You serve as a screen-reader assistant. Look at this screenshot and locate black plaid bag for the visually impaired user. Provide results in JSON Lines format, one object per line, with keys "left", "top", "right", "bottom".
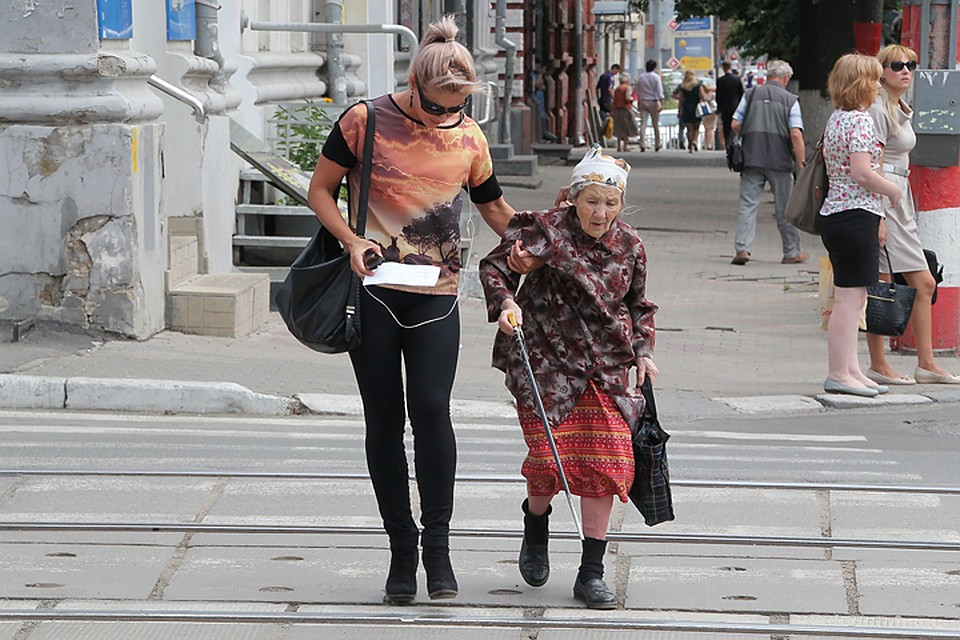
{"left": 628, "top": 378, "right": 675, "bottom": 526}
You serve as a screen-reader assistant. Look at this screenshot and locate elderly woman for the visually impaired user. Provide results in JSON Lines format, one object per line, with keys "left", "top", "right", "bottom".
{"left": 611, "top": 72, "right": 639, "bottom": 152}
{"left": 819, "top": 54, "right": 903, "bottom": 397}
{"left": 480, "top": 147, "right": 658, "bottom": 609}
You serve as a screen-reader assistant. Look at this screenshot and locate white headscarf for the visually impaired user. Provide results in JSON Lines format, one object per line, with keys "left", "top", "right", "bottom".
{"left": 569, "top": 145, "right": 631, "bottom": 194}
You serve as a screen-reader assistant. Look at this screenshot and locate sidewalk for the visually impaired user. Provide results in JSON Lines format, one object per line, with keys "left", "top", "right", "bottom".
{"left": 3, "top": 148, "right": 959, "bottom": 416}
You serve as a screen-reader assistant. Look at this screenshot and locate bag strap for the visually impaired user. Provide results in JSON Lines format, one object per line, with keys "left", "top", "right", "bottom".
{"left": 640, "top": 377, "right": 659, "bottom": 421}
{"left": 355, "top": 99, "right": 376, "bottom": 236}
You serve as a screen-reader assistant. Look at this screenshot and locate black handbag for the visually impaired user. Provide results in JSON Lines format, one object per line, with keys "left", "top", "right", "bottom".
{"left": 628, "top": 378, "right": 675, "bottom": 527}
{"left": 894, "top": 249, "right": 943, "bottom": 305}
{"left": 275, "top": 100, "right": 375, "bottom": 353}
{"left": 726, "top": 135, "right": 744, "bottom": 172}
{"left": 864, "top": 247, "right": 917, "bottom": 337}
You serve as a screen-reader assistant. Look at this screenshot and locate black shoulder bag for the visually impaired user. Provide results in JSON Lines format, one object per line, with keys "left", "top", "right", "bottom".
{"left": 275, "top": 100, "right": 375, "bottom": 353}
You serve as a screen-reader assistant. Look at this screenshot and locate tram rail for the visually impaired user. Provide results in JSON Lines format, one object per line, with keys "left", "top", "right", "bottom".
{"left": 0, "top": 608, "right": 957, "bottom": 638}
{"left": 2, "top": 469, "right": 959, "bottom": 637}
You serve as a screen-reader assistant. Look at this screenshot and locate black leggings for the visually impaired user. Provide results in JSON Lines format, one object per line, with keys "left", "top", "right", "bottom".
{"left": 349, "top": 286, "right": 460, "bottom": 550}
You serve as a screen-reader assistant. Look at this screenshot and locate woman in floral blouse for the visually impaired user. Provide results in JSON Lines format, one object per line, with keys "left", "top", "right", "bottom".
{"left": 480, "top": 147, "right": 658, "bottom": 609}
{"left": 818, "top": 54, "right": 903, "bottom": 397}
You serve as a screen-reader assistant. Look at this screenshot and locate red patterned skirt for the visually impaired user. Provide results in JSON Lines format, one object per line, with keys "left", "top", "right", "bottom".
{"left": 519, "top": 381, "right": 634, "bottom": 502}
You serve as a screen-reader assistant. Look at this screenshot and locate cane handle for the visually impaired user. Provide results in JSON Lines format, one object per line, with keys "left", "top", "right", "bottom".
{"left": 507, "top": 312, "right": 518, "bottom": 328}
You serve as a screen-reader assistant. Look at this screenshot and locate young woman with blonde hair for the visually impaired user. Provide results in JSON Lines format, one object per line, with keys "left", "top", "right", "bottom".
{"left": 308, "top": 16, "right": 522, "bottom": 605}
{"left": 818, "top": 53, "right": 903, "bottom": 397}
{"left": 864, "top": 44, "right": 960, "bottom": 385}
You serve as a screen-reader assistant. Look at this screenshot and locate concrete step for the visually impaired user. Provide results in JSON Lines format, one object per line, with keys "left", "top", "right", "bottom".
{"left": 494, "top": 154, "right": 539, "bottom": 177}
{"left": 488, "top": 144, "right": 514, "bottom": 160}
{"left": 531, "top": 143, "right": 574, "bottom": 166}
{"left": 167, "top": 273, "right": 271, "bottom": 338}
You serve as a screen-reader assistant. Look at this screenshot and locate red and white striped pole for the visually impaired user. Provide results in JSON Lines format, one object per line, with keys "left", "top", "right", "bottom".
{"left": 893, "top": 0, "right": 960, "bottom": 353}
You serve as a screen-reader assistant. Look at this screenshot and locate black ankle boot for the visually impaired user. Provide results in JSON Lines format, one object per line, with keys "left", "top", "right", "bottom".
{"left": 422, "top": 546, "right": 458, "bottom": 599}
{"left": 383, "top": 547, "right": 418, "bottom": 605}
{"left": 519, "top": 499, "right": 551, "bottom": 587}
{"left": 573, "top": 537, "right": 616, "bottom": 610}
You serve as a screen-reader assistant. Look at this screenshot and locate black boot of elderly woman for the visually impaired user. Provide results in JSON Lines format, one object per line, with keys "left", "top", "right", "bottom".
{"left": 519, "top": 499, "right": 551, "bottom": 586}
{"left": 573, "top": 537, "right": 616, "bottom": 609}
{"left": 383, "top": 547, "right": 418, "bottom": 605}
{"left": 422, "top": 546, "right": 458, "bottom": 599}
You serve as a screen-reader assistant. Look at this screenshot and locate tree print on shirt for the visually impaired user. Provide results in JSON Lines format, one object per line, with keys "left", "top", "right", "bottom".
{"left": 400, "top": 196, "right": 462, "bottom": 275}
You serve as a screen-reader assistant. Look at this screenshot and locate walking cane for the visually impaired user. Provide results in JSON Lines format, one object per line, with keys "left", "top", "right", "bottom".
{"left": 508, "top": 312, "right": 584, "bottom": 541}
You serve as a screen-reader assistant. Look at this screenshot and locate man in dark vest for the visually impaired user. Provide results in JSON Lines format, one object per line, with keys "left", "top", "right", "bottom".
{"left": 730, "top": 60, "right": 808, "bottom": 266}
{"left": 715, "top": 61, "right": 743, "bottom": 149}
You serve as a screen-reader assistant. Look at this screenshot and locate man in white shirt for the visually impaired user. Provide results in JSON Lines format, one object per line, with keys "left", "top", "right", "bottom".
{"left": 633, "top": 60, "right": 664, "bottom": 152}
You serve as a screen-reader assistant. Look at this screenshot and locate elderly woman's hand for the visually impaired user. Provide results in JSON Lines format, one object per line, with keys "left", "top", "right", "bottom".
{"left": 636, "top": 356, "right": 659, "bottom": 385}
{"left": 497, "top": 299, "right": 523, "bottom": 335}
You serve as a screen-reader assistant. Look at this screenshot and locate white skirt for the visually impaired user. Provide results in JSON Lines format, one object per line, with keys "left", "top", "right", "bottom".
{"left": 879, "top": 174, "right": 929, "bottom": 274}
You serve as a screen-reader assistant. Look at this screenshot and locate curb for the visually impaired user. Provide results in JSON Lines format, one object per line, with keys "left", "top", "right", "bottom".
{"left": 2, "top": 374, "right": 958, "bottom": 417}
{"left": 0, "top": 374, "right": 298, "bottom": 416}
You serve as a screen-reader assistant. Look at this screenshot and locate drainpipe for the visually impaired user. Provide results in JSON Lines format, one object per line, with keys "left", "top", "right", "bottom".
{"left": 195, "top": 0, "right": 226, "bottom": 93}
{"left": 495, "top": 0, "right": 515, "bottom": 145}
{"left": 323, "top": 0, "right": 347, "bottom": 105}
{"left": 573, "top": 0, "right": 584, "bottom": 145}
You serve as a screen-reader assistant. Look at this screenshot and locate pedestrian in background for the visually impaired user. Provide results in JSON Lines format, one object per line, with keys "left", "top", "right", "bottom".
{"left": 611, "top": 72, "right": 638, "bottom": 152}
{"left": 480, "top": 147, "right": 658, "bottom": 610}
{"left": 307, "top": 16, "right": 522, "bottom": 606}
{"left": 715, "top": 61, "right": 744, "bottom": 149}
{"left": 596, "top": 63, "right": 620, "bottom": 122}
{"left": 634, "top": 59, "right": 664, "bottom": 152}
{"left": 677, "top": 70, "right": 705, "bottom": 153}
{"left": 730, "top": 60, "right": 808, "bottom": 266}
{"left": 818, "top": 53, "right": 903, "bottom": 398}
{"left": 700, "top": 77, "right": 719, "bottom": 150}
{"left": 865, "top": 44, "right": 960, "bottom": 386}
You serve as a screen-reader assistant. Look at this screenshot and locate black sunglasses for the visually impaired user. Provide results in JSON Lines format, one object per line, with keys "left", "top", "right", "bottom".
{"left": 417, "top": 86, "right": 470, "bottom": 116}
{"left": 888, "top": 60, "right": 917, "bottom": 72}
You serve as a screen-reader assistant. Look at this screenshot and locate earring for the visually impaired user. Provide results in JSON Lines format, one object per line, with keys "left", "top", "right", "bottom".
{"left": 409, "top": 91, "right": 414, "bottom": 108}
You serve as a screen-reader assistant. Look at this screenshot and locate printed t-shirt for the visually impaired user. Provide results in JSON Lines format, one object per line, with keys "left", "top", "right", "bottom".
{"left": 322, "top": 94, "right": 502, "bottom": 295}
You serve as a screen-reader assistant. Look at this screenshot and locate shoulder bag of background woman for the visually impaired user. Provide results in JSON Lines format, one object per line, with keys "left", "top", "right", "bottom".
{"left": 785, "top": 136, "right": 827, "bottom": 235}
{"left": 275, "top": 100, "right": 375, "bottom": 354}
{"left": 864, "top": 247, "right": 917, "bottom": 337}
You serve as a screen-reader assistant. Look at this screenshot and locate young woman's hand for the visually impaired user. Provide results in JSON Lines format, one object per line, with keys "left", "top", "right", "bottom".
{"left": 507, "top": 240, "right": 545, "bottom": 274}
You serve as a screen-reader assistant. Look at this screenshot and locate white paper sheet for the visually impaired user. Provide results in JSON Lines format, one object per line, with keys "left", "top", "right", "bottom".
{"left": 363, "top": 262, "right": 441, "bottom": 287}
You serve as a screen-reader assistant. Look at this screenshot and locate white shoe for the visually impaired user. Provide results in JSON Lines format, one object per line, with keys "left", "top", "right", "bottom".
{"left": 914, "top": 367, "right": 960, "bottom": 384}
{"left": 866, "top": 369, "right": 916, "bottom": 385}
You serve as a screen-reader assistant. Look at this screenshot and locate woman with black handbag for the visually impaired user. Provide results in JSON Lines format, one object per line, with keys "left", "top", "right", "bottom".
{"left": 306, "top": 16, "right": 524, "bottom": 605}
{"left": 818, "top": 54, "right": 903, "bottom": 397}
{"left": 864, "top": 45, "right": 960, "bottom": 386}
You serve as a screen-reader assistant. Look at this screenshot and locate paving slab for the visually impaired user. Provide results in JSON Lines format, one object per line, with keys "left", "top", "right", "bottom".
{"left": 624, "top": 555, "right": 848, "bottom": 614}
{"left": 714, "top": 394, "right": 825, "bottom": 414}
{"left": 856, "top": 559, "right": 960, "bottom": 618}
{"left": 0, "top": 543, "right": 170, "bottom": 600}
{"left": 0, "top": 476, "right": 220, "bottom": 524}
{"left": 829, "top": 493, "right": 960, "bottom": 542}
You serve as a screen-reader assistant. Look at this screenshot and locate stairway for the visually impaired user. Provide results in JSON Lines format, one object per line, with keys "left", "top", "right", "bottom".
{"left": 166, "top": 218, "right": 271, "bottom": 338}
